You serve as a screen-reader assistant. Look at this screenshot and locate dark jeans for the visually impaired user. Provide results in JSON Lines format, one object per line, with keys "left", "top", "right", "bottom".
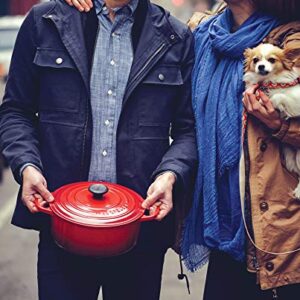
{"left": 204, "top": 251, "right": 300, "bottom": 300}
{"left": 38, "top": 230, "right": 166, "bottom": 300}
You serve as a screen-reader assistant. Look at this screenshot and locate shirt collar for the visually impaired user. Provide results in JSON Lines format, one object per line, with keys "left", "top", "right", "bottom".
{"left": 94, "top": 0, "right": 138, "bottom": 17}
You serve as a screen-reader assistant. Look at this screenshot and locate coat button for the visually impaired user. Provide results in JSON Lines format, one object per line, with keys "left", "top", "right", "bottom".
{"left": 260, "top": 142, "right": 267, "bottom": 152}
{"left": 266, "top": 262, "right": 274, "bottom": 271}
{"left": 260, "top": 202, "right": 269, "bottom": 211}
{"left": 170, "top": 34, "right": 175, "bottom": 40}
{"left": 56, "top": 57, "right": 63, "bottom": 65}
{"left": 158, "top": 74, "right": 165, "bottom": 81}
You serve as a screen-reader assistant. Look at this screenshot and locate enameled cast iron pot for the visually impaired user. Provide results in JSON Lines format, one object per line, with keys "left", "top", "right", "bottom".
{"left": 35, "top": 182, "right": 158, "bottom": 257}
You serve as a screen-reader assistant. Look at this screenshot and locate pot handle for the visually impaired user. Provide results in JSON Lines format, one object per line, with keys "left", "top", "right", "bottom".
{"left": 34, "top": 198, "right": 53, "bottom": 215}
{"left": 140, "top": 207, "right": 160, "bottom": 222}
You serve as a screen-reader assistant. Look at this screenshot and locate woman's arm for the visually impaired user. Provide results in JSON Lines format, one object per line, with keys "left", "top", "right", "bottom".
{"left": 64, "top": 0, "right": 93, "bottom": 12}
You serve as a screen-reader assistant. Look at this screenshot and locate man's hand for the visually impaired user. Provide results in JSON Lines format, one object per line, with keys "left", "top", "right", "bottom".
{"left": 22, "top": 166, "right": 54, "bottom": 213}
{"left": 142, "top": 172, "right": 176, "bottom": 221}
{"left": 243, "top": 85, "right": 282, "bottom": 131}
{"left": 65, "top": 0, "right": 93, "bottom": 12}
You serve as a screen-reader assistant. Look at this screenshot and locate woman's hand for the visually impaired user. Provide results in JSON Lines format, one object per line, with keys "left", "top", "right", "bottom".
{"left": 243, "top": 85, "right": 282, "bottom": 131}
{"left": 65, "top": 0, "right": 93, "bottom": 12}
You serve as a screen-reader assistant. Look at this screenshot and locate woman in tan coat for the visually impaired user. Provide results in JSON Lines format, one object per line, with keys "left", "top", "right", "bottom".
{"left": 183, "top": 0, "right": 300, "bottom": 299}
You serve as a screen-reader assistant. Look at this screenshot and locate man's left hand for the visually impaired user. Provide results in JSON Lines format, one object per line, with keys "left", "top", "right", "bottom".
{"left": 142, "top": 172, "right": 176, "bottom": 221}
{"left": 243, "top": 85, "right": 282, "bottom": 131}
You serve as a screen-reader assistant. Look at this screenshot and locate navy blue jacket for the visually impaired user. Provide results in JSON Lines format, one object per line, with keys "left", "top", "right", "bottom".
{"left": 0, "top": 0, "right": 197, "bottom": 251}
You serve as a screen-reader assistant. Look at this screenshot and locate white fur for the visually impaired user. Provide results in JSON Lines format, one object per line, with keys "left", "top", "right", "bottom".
{"left": 244, "top": 44, "right": 300, "bottom": 198}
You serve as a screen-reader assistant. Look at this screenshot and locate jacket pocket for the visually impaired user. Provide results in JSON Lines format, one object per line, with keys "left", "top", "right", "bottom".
{"left": 138, "top": 65, "right": 183, "bottom": 127}
{"left": 34, "top": 48, "right": 82, "bottom": 113}
{"left": 142, "top": 65, "right": 183, "bottom": 86}
{"left": 133, "top": 124, "right": 170, "bottom": 140}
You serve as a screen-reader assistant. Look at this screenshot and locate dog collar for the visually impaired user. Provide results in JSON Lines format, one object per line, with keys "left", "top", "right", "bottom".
{"left": 260, "top": 77, "right": 300, "bottom": 89}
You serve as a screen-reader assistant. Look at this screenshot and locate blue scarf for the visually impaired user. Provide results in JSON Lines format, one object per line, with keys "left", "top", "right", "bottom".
{"left": 182, "top": 9, "right": 280, "bottom": 271}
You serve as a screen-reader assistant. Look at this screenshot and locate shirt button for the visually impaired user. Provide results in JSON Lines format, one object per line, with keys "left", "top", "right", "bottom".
{"left": 108, "top": 90, "right": 113, "bottom": 96}
{"left": 112, "top": 32, "right": 116, "bottom": 37}
{"left": 110, "top": 60, "right": 116, "bottom": 66}
{"left": 158, "top": 74, "right": 165, "bottom": 81}
{"left": 265, "top": 262, "right": 274, "bottom": 272}
{"left": 104, "top": 120, "right": 110, "bottom": 126}
{"left": 56, "top": 57, "right": 63, "bottom": 65}
{"left": 260, "top": 202, "right": 269, "bottom": 211}
{"left": 102, "top": 150, "right": 108, "bottom": 157}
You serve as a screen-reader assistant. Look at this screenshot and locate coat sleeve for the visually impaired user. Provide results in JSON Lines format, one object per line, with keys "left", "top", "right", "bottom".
{"left": 151, "top": 29, "right": 198, "bottom": 192}
{"left": 0, "top": 9, "right": 43, "bottom": 184}
{"left": 272, "top": 119, "right": 300, "bottom": 147}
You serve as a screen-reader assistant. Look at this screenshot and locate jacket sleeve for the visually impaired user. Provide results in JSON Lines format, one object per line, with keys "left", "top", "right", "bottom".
{"left": 0, "top": 9, "right": 43, "bottom": 184}
{"left": 152, "top": 29, "right": 198, "bottom": 192}
{"left": 273, "top": 119, "right": 300, "bottom": 147}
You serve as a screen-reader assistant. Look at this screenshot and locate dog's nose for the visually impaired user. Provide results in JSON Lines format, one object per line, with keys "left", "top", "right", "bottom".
{"left": 258, "top": 64, "right": 269, "bottom": 75}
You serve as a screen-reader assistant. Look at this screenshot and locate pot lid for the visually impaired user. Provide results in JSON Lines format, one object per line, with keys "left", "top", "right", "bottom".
{"left": 50, "top": 182, "right": 145, "bottom": 227}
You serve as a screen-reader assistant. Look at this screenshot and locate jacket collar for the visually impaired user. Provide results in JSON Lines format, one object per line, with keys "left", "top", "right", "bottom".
{"left": 123, "top": 0, "right": 182, "bottom": 105}
{"left": 42, "top": 0, "right": 181, "bottom": 97}
{"left": 43, "top": 2, "right": 90, "bottom": 93}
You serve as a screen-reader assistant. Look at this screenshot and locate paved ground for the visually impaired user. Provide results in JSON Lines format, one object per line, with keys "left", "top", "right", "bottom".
{"left": 0, "top": 169, "right": 207, "bottom": 300}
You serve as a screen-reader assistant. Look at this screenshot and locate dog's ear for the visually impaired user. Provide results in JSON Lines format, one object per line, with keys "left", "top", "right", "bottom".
{"left": 244, "top": 48, "right": 253, "bottom": 72}
{"left": 244, "top": 48, "right": 253, "bottom": 59}
{"left": 283, "top": 47, "right": 300, "bottom": 67}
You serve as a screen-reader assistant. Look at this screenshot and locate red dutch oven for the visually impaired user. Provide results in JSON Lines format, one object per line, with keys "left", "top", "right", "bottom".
{"left": 35, "top": 182, "right": 158, "bottom": 257}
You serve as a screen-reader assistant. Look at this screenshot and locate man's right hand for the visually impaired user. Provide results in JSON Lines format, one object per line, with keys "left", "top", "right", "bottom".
{"left": 22, "top": 166, "right": 54, "bottom": 213}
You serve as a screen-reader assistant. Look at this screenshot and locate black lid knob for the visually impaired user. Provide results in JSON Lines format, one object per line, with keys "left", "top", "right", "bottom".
{"left": 88, "top": 184, "right": 108, "bottom": 200}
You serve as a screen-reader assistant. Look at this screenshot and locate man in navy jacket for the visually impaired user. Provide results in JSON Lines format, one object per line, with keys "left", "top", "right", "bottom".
{"left": 0, "top": 0, "right": 197, "bottom": 299}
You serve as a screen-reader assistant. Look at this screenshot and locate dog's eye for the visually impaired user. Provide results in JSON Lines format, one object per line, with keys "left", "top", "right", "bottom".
{"left": 253, "top": 58, "right": 259, "bottom": 64}
{"left": 268, "top": 58, "right": 276, "bottom": 64}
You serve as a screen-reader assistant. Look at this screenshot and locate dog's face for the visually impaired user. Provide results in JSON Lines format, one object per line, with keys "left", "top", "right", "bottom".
{"left": 244, "top": 44, "right": 300, "bottom": 82}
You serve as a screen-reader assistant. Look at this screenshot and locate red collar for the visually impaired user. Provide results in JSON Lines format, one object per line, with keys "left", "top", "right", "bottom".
{"left": 260, "top": 77, "right": 300, "bottom": 89}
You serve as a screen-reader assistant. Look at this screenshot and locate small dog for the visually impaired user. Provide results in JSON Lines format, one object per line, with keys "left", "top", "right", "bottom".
{"left": 244, "top": 43, "right": 300, "bottom": 198}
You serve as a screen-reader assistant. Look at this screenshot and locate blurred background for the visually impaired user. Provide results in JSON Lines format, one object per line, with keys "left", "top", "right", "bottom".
{"left": 0, "top": 0, "right": 220, "bottom": 299}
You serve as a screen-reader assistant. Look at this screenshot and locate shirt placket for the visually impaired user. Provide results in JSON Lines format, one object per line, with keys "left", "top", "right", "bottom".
{"left": 101, "top": 14, "right": 123, "bottom": 183}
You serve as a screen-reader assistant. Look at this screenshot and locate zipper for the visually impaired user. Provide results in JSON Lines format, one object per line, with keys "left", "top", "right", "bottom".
{"left": 80, "top": 25, "right": 101, "bottom": 179}
{"left": 272, "top": 288, "right": 279, "bottom": 299}
{"left": 252, "top": 255, "right": 260, "bottom": 272}
{"left": 129, "top": 43, "right": 167, "bottom": 88}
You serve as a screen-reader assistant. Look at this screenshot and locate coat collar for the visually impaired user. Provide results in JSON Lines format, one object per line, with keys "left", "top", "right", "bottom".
{"left": 42, "top": 0, "right": 181, "bottom": 98}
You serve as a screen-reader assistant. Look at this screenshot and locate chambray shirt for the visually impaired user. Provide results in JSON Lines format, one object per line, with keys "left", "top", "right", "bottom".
{"left": 88, "top": 0, "right": 138, "bottom": 183}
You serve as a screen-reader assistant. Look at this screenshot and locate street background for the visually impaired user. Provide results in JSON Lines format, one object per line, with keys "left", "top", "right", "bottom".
{"left": 0, "top": 0, "right": 219, "bottom": 299}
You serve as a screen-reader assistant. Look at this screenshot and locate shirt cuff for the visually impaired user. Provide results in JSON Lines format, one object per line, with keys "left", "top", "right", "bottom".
{"left": 19, "top": 163, "right": 42, "bottom": 178}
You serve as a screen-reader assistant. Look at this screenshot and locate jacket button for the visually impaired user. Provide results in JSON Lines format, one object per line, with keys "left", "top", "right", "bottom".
{"left": 158, "top": 74, "right": 165, "bottom": 81}
{"left": 260, "top": 202, "right": 269, "bottom": 211}
{"left": 260, "top": 142, "right": 267, "bottom": 152}
{"left": 56, "top": 57, "right": 63, "bottom": 65}
{"left": 266, "top": 262, "right": 274, "bottom": 271}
